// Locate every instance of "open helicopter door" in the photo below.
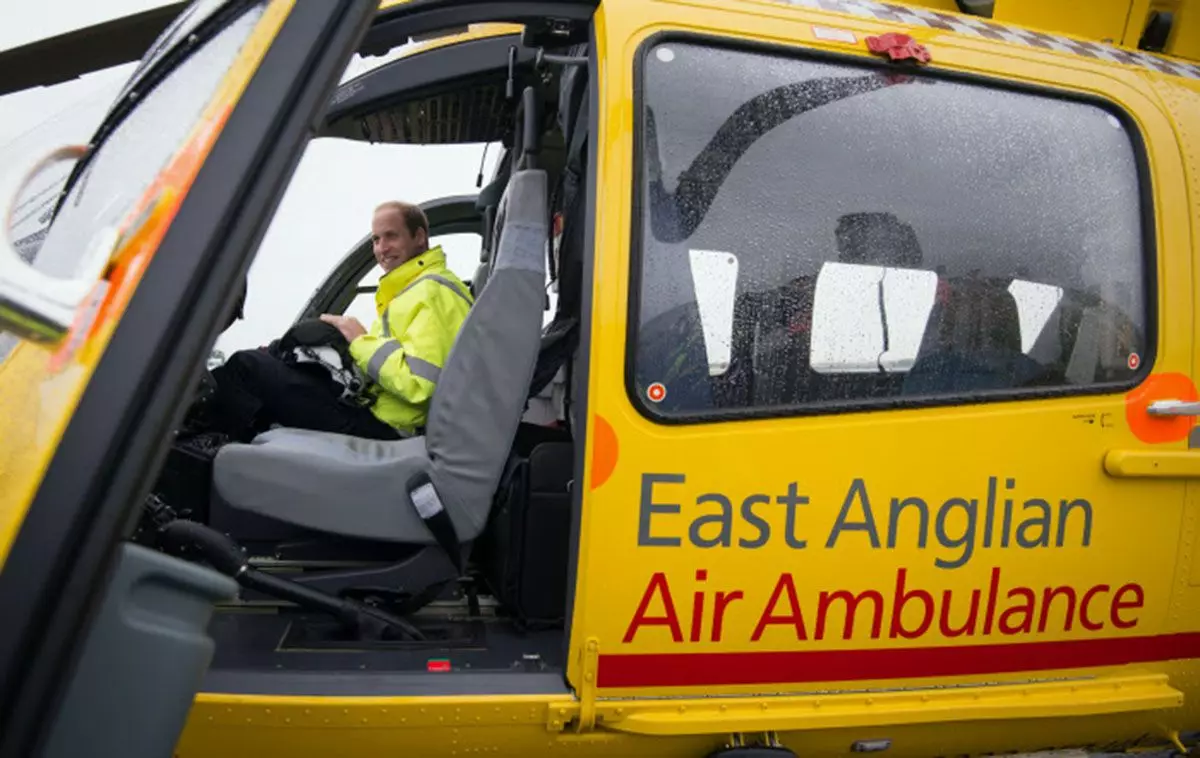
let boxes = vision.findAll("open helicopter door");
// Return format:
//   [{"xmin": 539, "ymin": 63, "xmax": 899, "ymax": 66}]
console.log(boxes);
[{"xmin": 0, "ymin": 2, "xmax": 379, "ymax": 756}]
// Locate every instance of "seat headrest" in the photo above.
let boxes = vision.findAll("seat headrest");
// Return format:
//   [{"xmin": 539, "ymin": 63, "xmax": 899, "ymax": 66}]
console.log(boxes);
[
  {"xmin": 931, "ymin": 278, "xmax": 1022, "ymax": 355},
  {"xmin": 491, "ymin": 170, "xmax": 548, "ymax": 274},
  {"xmin": 475, "ymin": 174, "xmax": 507, "ymax": 212}
]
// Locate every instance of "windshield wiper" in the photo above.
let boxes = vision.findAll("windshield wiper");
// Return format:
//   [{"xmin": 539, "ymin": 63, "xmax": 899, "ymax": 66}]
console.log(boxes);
[{"xmin": 50, "ymin": 0, "xmax": 254, "ymax": 218}]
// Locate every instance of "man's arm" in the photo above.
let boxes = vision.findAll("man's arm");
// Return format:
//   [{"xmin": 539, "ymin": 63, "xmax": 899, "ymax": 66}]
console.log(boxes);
[{"xmin": 347, "ymin": 300, "xmax": 442, "ymax": 406}]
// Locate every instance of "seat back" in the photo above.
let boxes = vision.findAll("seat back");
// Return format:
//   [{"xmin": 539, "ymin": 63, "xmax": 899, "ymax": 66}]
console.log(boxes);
[
  {"xmin": 927, "ymin": 277, "xmax": 1022, "ymax": 355},
  {"xmin": 904, "ymin": 275, "xmax": 1029, "ymax": 394},
  {"xmin": 425, "ymin": 168, "xmax": 549, "ymax": 538}
]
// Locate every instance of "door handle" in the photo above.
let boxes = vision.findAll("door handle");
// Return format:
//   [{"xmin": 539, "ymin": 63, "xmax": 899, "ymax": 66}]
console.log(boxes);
[
  {"xmin": 1105, "ymin": 450, "xmax": 1200, "ymax": 478},
  {"xmin": 1147, "ymin": 399, "xmax": 1200, "ymax": 416}
]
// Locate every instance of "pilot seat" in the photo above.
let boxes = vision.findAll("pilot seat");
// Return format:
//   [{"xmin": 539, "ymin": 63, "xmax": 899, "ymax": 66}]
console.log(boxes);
[{"xmin": 198, "ymin": 161, "xmax": 551, "ymax": 609}]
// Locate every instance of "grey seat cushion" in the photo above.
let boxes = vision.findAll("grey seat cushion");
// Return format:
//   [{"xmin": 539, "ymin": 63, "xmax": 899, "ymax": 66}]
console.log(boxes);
[{"xmin": 212, "ymin": 428, "xmax": 458, "ymax": 544}]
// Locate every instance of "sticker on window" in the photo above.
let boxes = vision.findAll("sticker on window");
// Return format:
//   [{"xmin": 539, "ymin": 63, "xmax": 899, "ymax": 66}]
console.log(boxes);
[
  {"xmin": 688, "ymin": 249, "xmax": 739, "ymax": 376},
  {"xmin": 813, "ymin": 25, "xmax": 858, "ymax": 44}
]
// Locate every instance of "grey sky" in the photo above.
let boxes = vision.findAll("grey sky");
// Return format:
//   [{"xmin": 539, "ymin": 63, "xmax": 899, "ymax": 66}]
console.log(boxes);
[{"xmin": 1, "ymin": 2, "xmax": 500, "ymax": 354}]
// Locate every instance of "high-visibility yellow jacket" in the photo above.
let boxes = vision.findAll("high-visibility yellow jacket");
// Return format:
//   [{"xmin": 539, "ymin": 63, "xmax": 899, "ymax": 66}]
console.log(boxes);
[{"xmin": 348, "ymin": 245, "xmax": 473, "ymax": 435}]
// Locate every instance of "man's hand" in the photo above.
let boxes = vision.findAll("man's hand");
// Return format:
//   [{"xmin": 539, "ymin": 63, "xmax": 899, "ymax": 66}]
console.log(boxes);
[{"xmin": 320, "ymin": 313, "xmax": 367, "ymax": 342}]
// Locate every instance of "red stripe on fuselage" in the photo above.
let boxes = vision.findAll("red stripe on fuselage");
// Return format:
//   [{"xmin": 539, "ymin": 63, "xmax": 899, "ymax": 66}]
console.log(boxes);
[{"xmin": 596, "ymin": 633, "xmax": 1200, "ymax": 688}]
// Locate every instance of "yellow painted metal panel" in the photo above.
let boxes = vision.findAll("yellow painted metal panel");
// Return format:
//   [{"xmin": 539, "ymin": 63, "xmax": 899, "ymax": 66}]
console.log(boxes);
[
  {"xmin": 893, "ymin": 0, "xmax": 961, "ymax": 10},
  {"xmin": 994, "ymin": 0, "xmax": 1136, "ymax": 43},
  {"xmin": 552, "ymin": 3, "xmax": 1200, "ymax": 756},
  {"xmin": 1166, "ymin": 1, "xmax": 1200, "ymax": 60},
  {"xmin": 600, "ymin": 674, "xmax": 1184, "ymax": 735},
  {"xmin": 173, "ymin": 681, "xmax": 1188, "ymax": 757}
]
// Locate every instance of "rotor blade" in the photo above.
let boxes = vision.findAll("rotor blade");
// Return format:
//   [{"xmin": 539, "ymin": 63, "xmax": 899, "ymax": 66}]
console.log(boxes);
[{"xmin": 0, "ymin": 3, "xmax": 187, "ymax": 97}]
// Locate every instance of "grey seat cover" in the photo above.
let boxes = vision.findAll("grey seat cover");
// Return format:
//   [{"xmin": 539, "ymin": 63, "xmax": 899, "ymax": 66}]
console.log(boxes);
[
  {"xmin": 472, "ymin": 258, "xmax": 490, "ymax": 297},
  {"xmin": 212, "ymin": 169, "xmax": 550, "ymax": 544}
]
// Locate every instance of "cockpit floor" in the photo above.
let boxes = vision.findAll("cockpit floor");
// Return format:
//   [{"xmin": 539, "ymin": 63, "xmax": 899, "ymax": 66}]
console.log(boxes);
[{"xmin": 201, "ymin": 608, "xmax": 569, "ymax": 697}]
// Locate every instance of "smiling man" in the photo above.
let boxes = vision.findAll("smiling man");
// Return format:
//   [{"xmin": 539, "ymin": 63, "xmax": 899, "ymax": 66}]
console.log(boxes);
[
  {"xmin": 185, "ymin": 201, "xmax": 473, "ymax": 445},
  {"xmin": 320, "ymin": 200, "xmax": 474, "ymax": 437}
]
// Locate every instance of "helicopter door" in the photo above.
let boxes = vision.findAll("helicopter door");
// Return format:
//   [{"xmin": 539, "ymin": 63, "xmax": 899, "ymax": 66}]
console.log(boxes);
[
  {"xmin": 0, "ymin": 2, "xmax": 380, "ymax": 756},
  {"xmin": 568, "ymin": 0, "xmax": 1193, "ymax": 730}
]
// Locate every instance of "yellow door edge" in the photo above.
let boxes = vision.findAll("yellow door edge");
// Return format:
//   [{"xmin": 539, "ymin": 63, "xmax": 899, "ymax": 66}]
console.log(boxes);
[
  {"xmin": 584, "ymin": 673, "xmax": 1182, "ymax": 736},
  {"xmin": 188, "ymin": 692, "xmax": 579, "ymax": 729}
]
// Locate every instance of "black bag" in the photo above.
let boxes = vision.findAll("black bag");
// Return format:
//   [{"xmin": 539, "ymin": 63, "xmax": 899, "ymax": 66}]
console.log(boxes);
[
  {"xmin": 483, "ymin": 440, "xmax": 575, "ymax": 625},
  {"xmin": 271, "ymin": 317, "xmax": 352, "ymax": 365}
]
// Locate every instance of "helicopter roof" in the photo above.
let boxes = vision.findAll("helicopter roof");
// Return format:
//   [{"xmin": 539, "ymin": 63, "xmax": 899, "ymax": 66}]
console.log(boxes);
[{"xmin": 0, "ymin": 0, "xmax": 1196, "ymax": 99}]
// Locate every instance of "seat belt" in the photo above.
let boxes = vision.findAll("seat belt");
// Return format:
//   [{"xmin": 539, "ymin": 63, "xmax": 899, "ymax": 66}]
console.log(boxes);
[
  {"xmin": 526, "ymin": 86, "xmax": 589, "ymax": 400},
  {"xmin": 406, "ymin": 470, "xmax": 464, "ymax": 575}
]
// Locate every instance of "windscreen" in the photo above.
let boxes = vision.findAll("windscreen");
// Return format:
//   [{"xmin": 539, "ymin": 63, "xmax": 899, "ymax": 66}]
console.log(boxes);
[{"xmin": 1, "ymin": 0, "xmax": 268, "ymax": 363}]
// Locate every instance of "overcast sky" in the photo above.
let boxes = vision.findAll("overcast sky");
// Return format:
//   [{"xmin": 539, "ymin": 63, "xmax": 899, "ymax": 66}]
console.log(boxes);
[{"xmin": 1, "ymin": 2, "xmax": 500, "ymax": 354}]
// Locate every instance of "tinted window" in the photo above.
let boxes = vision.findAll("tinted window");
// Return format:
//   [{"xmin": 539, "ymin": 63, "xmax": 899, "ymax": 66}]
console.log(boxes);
[{"xmin": 630, "ymin": 40, "xmax": 1148, "ymax": 419}]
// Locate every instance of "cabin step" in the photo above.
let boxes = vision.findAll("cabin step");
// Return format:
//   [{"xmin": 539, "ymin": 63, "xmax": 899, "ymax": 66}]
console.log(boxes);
[{"xmin": 599, "ymin": 674, "xmax": 1183, "ymax": 736}]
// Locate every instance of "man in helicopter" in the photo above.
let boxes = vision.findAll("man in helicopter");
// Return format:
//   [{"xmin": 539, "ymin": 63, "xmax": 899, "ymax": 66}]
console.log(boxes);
[{"xmin": 185, "ymin": 200, "xmax": 474, "ymax": 444}]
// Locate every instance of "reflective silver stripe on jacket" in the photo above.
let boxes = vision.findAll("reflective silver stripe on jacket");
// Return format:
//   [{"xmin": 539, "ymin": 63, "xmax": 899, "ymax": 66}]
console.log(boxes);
[
  {"xmin": 367, "ymin": 340, "xmax": 403, "ymax": 382},
  {"xmin": 366, "ymin": 340, "xmax": 441, "ymax": 384},
  {"xmin": 406, "ymin": 355, "xmax": 441, "ymax": 383},
  {"xmin": 381, "ymin": 273, "xmax": 472, "ymax": 338}
]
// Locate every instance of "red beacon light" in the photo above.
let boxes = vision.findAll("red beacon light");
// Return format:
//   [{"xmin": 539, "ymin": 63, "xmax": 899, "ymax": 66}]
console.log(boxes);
[{"xmin": 867, "ymin": 32, "xmax": 932, "ymax": 64}]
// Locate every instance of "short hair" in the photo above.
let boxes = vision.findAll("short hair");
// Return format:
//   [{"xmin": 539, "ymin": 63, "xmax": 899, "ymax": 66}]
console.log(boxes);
[{"xmin": 375, "ymin": 201, "xmax": 429, "ymax": 239}]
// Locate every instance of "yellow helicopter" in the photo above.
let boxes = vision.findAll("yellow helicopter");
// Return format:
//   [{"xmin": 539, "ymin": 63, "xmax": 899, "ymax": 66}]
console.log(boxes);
[{"xmin": 2, "ymin": 1, "xmax": 1200, "ymax": 756}]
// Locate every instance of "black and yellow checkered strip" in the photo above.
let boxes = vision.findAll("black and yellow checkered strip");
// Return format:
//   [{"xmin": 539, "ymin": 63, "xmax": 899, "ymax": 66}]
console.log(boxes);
[{"xmin": 783, "ymin": 0, "xmax": 1200, "ymax": 80}]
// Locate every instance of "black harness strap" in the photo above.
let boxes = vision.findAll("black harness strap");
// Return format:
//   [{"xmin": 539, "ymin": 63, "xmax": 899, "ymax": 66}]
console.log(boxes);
[{"xmin": 406, "ymin": 470, "xmax": 463, "ymax": 575}]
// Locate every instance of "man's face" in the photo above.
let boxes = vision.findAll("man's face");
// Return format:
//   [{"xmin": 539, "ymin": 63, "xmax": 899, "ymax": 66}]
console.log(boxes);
[{"xmin": 372, "ymin": 208, "xmax": 425, "ymax": 273}]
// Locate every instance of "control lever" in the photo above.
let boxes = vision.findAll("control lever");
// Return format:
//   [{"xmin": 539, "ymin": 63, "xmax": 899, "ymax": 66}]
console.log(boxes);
[{"xmin": 157, "ymin": 519, "xmax": 425, "ymax": 641}]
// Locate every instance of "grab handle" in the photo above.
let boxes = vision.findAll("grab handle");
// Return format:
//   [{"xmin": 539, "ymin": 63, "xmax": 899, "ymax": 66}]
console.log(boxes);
[
  {"xmin": 1147, "ymin": 399, "xmax": 1200, "ymax": 417},
  {"xmin": 0, "ymin": 144, "xmax": 115, "ymax": 343}
]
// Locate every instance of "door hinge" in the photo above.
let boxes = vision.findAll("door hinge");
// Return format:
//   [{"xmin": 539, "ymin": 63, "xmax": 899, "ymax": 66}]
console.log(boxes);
[
  {"xmin": 549, "ymin": 636, "xmax": 600, "ymax": 733},
  {"xmin": 577, "ymin": 636, "xmax": 600, "ymax": 732}
]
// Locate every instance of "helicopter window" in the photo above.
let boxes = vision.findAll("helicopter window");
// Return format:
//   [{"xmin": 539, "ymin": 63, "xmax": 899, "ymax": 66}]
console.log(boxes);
[
  {"xmin": 28, "ymin": 3, "xmax": 267, "ymax": 283},
  {"xmin": 630, "ymin": 38, "xmax": 1148, "ymax": 420}
]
